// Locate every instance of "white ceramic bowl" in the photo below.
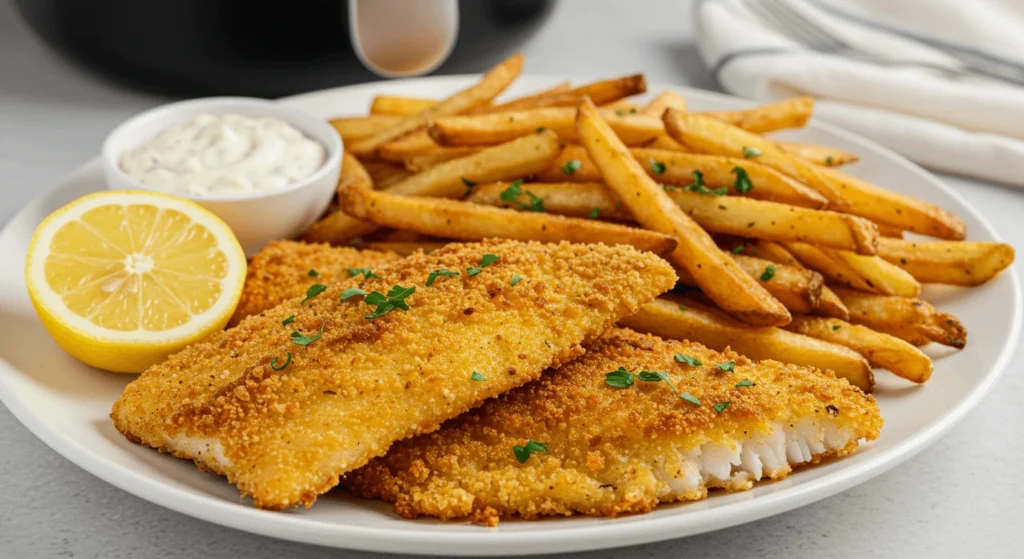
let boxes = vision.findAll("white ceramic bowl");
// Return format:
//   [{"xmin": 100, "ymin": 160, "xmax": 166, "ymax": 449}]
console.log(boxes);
[{"xmin": 102, "ymin": 97, "xmax": 342, "ymax": 255}]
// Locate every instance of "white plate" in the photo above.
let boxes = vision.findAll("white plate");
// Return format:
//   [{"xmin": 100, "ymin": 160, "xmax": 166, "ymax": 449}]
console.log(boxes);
[{"xmin": 0, "ymin": 76, "xmax": 1020, "ymax": 556}]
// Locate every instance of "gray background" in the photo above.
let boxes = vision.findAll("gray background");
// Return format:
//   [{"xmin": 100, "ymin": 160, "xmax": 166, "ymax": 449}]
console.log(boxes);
[{"xmin": 1, "ymin": 1, "xmax": 1022, "ymax": 557}]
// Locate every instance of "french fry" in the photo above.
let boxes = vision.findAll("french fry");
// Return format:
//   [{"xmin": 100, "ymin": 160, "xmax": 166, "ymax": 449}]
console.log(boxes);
[
  {"xmin": 699, "ymin": 96, "xmax": 814, "ymax": 133},
  {"xmin": 358, "ymin": 241, "xmax": 448, "ymax": 255},
  {"xmin": 672, "ymin": 255, "xmax": 823, "ymax": 315},
  {"xmin": 329, "ymin": 115, "xmax": 402, "ymax": 143},
  {"xmin": 350, "ymin": 53, "xmax": 523, "ymax": 157},
  {"xmin": 577, "ymin": 97, "xmax": 791, "ymax": 326},
  {"xmin": 429, "ymin": 107, "xmax": 664, "ymax": 147},
  {"xmin": 783, "ymin": 315, "xmax": 932, "ymax": 383},
  {"xmin": 782, "ymin": 242, "xmax": 877, "ymax": 292},
  {"xmin": 774, "ymin": 141, "xmax": 860, "ymax": 167},
  {"xmin": 601, "ymin": 99, "xmax": 640, "ymax": 112},
  {"xmin": 875, "ymin": 223, "xmax": 904, "ymax": 238},
  {"xmin": 300, "ymin": 152, "xmax": 377, "ymax": 244},
  {"xmin": 642, "ymin": 90, "xmax": 687, "ymax": 117},
  {"xmin": 647, "ymin": 135, "xmax": 688, "ymax": 151},
  {"xmin": 470, "ymin": 181, "xmax": 875, "ymax": 253},
  {"xmin": 832, "ymin": 287, "xmax": 967, "ymax": 349},
  {"xmin": 830, "ymin": 249, "xmax": 922, "ymax": 297},
  {"xmin": 496, "ymin": 74, "xmax": 647, "ymax": 112},
  {"xmin": 876, "ymin": 238, "xmax": 1015, "ymax": 286},
  {"xmin": 744, "ymin": 240, "xmax": 850, "ymax": 320},
  {"xmin": 664, "ymin": 110, "xmax": 967, "ymax": 239},
  {"xmin": 337, "ymin": 183, "xmax": 678, "ymax": 255},
  {"xmin": 362, "ymin": 162, "xmax": 412, "ymax": 188},
  {"xmin": 370, "ymin": 96, "xmax": 438, "ymax": 116},
  {"xmin": 402, "ymin": 148, "xmax": 482, "ymax": 173},
  {"xmin": 377, "ymin": 131, "xmax": 443, "ymax": 162},
  {"xmin": 620, "ymin": 296, "xmax": 874, "ymax": 392},
  {"xmin": 535, "ymin": 145, "xmax": 829, "ymax": 208},
  {"xmin": 385, "ymin": 130, "xmax": 563, "ymax": 198}
]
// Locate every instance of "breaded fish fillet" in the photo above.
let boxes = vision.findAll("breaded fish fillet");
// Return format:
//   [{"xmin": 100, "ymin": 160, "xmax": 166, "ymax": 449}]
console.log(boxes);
[
  {"xmin": 111, "ymin": 240, "xmax": 676, "ymax": 510},
  {"xmin": 344, "ymin": 328, "xmax": 882, "ymax": 525},
  {"xmin": 229, "ymin": 240, "xmax": 401, "ymax": 327}
]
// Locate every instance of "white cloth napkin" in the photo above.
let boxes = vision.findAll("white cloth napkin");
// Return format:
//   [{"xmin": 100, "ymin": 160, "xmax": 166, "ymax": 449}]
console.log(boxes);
[{"xmin": 694, "ymin": 0, "xmax": 1024, "ymax": 187}]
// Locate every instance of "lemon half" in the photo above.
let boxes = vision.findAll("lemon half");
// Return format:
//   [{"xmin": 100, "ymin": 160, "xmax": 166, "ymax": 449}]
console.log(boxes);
[{"xmin": 25, "ymin": 190, "xmax": 247, "ymax": 372}]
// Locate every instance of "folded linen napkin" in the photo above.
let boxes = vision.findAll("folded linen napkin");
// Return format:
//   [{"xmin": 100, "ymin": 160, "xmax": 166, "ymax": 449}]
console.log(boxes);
[{"xmin": 694, "ymin": 0, "xmax": 1024, "ymax": 187}]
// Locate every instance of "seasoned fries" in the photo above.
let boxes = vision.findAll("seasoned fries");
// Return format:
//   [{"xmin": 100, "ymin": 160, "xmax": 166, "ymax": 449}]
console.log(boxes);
[
  {"xmin": 338, "ymin": 183, "xmax": 678, "ymax": 255},
  {"xmin": 833, "ymin": 288, "xmax": 967, "ymax": 348},
  {"xmin": 663, "ymin": 110, "xmax": 967, "ymax": 239},
  {"xmin": 620, "ymin": 296, "xmax": 873, "ymax": 392},
  {"xmin": 774, "ymin": 141, "xmax": 860, "ymax": 167},
  {"xmin": 429, "ymin": 108, "xmax": 663, "ymax": 147},
  {"xmin": 577, "ymin": 98, "xmax": 790, "ymax": 326},
  {"xmin": 536, "ymin": 146, "xmax": 829, "ymax": 208},
  {"xmin": 300, "ymin": 151, "xmax": 376, "ymax": 244},
  {"xmin": 699, "ymin": 96, "xmax": 814, "ymax": 133},
  {"xmin": 830, "ymin": 249, "xmax": 922, "ymax": 297},
  {"xmin": 642, "ymin": 90, "xmax": 687, "ymax": 117},
  {"xmin": 876, "ymin": 238, "xmax": 1015, "ymax": 286},
  {"xmin": 784, "ymin": 315, "xmax": 932, "ymax": 383},
  {"xmin": 673, "ymin": 255, "xmax": 823, "ymax": 315},
  {"xmin": 329, "ymin": 115, "xmax": 401, "ymax": 143},
  {"xmin": 370, "ymin": 96, "xmax": 438, "ymax": 116},
  {"xmin": 349, "ymin": 53, "xmax": 523, "ymax": 157}
]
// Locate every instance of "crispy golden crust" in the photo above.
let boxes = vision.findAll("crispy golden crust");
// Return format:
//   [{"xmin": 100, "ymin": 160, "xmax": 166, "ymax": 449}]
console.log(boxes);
[
  {"xmin": 343, "ymin": 328, "xmax": 882, "ymax": 524},
  {"xmin": 229, "ymin": 241, "xmax": 402, "ymax": 327},
  {"xmin": 111, "ymin": 240, "xmax": 676, "ymax": 510}
]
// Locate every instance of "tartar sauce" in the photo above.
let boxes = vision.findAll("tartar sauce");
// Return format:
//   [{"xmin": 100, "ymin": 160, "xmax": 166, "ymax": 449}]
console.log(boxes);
[{"xmin": 120, "ymin": 113, "xmax": 326, "ymax": 196}]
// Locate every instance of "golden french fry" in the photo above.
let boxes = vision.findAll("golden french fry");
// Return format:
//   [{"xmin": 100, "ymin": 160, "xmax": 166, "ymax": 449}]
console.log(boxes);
[
  {"xmin": 536, "ymin": 145, "xmax": 828, "ymax": 208},
  {"xmin": 300, "ymin": 152, "xmax": 377, "ymax": 244},
  {"xmin": 830, "ymin": 249, "xmax": 922, "ymax": 297},
  {"xmin": 429, "ymin": 107, "xmax": 663, "ymax": 147},
  {"xmin": 337, "ymin": 183, "xmax": 678, "ymax": 255},
  {"xmin": 386, "ymin": 130, "xmax": 563, "ymax": 198},
  {"xmin": 672, "ymin": 254, "xmax": 823, "ymax": 315},
  {"xmin": 358, "ymin": 241, "xmax": 449, "ymax": 256},
  {"xmin": 876, "ymin": 238, "xmax": 1015, "ymax": 286},
  {"xmin": 370, "ymin": 96, "xmax": 438, "ymax": 116},
  {"xmin": 774, "ymin": 141, "xmax": 860, "ymax": 167},
  {"xmin": 832, "ymin": 287, "xmax": 967, "ymax": 349},
  {"xmin": 350, "ymin": 53, "xmax": 523, "ymax": 157},
  {"xmin": 647, "ymin": 135, "xmax": 688, "ymax": 151},
  {"xmin": 620, "ymin": 296, "xmax": 873, "ymax": 392},
  {"xmin": 782, "ymin": 242, "xmax": 877, "ymax": 292},
  {"xmin": 743, "ymin": 240, "xmax": 850, "ymax": 320},
  {"xmin": 493, "ymin": 74, "xmax": 647, "ymax": 112},
  {"xmin": 642, "ymin": 90, "xmax": 687, "ymax": 117},
  {"xmin": 664, "ymin": 110, "xmax": 967, "ymax": 239},
  {"xmin": 577, "ymin": 97, "xmax": 790, "ymax": 326},
  {"xmin": 784, "ymin": 315, "xmax": 932, "ymax": 383},
  {"xmin": 699, "ymin": 97, "xmax": 814, "ymax": 133},
  {"xmin": 402, "ymin": 148, "xmax": 482, "ymax": 173},
  {"xmin": 329, "ymin": 115, "xmax": 402, "ymax": 143},
  {"xmin": 377, "ymin": 131, "xmax": 441, "ymax": 162},
  {"xmin": 471, "ymin": 181, "xmax": 874, "ymax": 253},
  {"xmin": 601, "ymin": 99, "xmax": 640, "ymax": 112},
  {"xmin": 467, "ymin": 182, "xmax": 630, "ymax": 220},
  {"xmin": 362, "ymin": 162, "xmax": 412, "ymax": 188},
  {"xmin": 874, "ymin": 223, "xmax": 905, "ymax": 238}
]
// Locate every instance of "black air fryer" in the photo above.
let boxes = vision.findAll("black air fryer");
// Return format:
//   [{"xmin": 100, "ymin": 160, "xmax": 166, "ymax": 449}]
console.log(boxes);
[{"xmin": 15, "ymin": 0, "xmax": 554, "ymax": 97}]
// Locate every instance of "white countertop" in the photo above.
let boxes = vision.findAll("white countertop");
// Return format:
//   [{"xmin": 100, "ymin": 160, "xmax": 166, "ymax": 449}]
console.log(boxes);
[{"xmin": 1, "ymin": 1, "xmax": 1021, "ymax": 557}]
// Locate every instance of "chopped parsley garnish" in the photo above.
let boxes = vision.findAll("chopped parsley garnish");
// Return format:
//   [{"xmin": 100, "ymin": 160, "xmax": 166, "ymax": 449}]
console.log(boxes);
[
  {"xmin": 290, "ymin": 321, "xmax": 326, "ymax": 346},
  {"xmin": 510, "ymin": 273, "xmax": 523, "ymax": 286},
  {"xmin": 760, "ymin": 265, "xmax": 777, "ymax": 282},
  {"xmin": 340, "ymin": 288, "xmax": 367, "ymax": 301},
  {"xmin": 588, "ymin": 207, "xmax": 600, "ymax": 219},
  {"xmin": 467, "ymin": 254, "xmax": 500, "ymax": 276},
  {"xmin": 674, "ymin": 353, "xmax": 702, "ymax": 366},
  {"xmin": 301, "ymin": 284, "xmax": 327, "ymax": 305},
  {"xmin": 661, "ymin": 183, "xmax": 680, "ymax": 192},
  {"xmin": 716, "ymin": 361, "xmax": 736, "ymax": 372},
  {"xmin": 649, "ymin": 159, "xmax": 666, "ymax": 175},
  {"xmin": 307, "ymin": 269, "xmax": 319, "ymax": 277},
  {"xmin": 270, "ymin": 353, "xmax": 292, "ymax": 371},
  {"xmin": 348, "ymin": 268, "xmax": 381, "ymax": 280},
  {"xmin": 825, "ymin": 156, "xmax": 834, "ymax": 166},
  {"xmin": 426, "ymin": 269, "xmax": 459, "ymax": 286},
  {"xmin": 680, "ymin": 392, "xmax": 702, "ymax": 406},
  {"xmin": 684, "ymin": 170, "xmax": 728, "ymax": 195},
  {"xmin": 362, "ymin": 285, "xmax": 416, "ymax": 320},
  {"xmin": 499, "ymin": 179, "xmax": 545, "ymax": 212},
  {"xmin": 471, "ymin": 371, "xmax": 486, "ymax": 381},
  {"xmin": 732, "ymin": 244, "xmax": 745, "ymax": 253},
  {"xmin": 536, "ymin": 127, "xmax": 546, "ymax": 133},
  {"xmin": 562, "ymin": 159, "xmax": 582, "ymax": 175},
  {"xmin": 732, "ymin": 166, "xmax": 753, "ymax": 193},
  {"xmin": 678, "ymin": 304, "xmax": 688, "ymax": 311},
  {"xmin": 637, "ymin": 370, "xmax": 687, "ymax": 400},
  {"xmin": 735, "ymin": 379, "xmax": 755, "ymax": 387},
  {"xmin": 282, "ymin": 315, "xmax": 295, "ymax": 326},
  {"xmin": 513, "ymin": 440, "xmax": 547, "ymax": 463},
  {"xmin": 461, "ymin": 177, "xmax": 476, "ymax": 187},
  {"xmin": 713, "ymin": 401, "xmax": 731, "ymax": 413},
  {"xmin": 832, "ymin": 324, "xmax": 842, "ymax": 331},
  {"xmin": 604, "ymin": 366, "xmax": 635, "ymax": 388},
  {"xmin": 743, "ymin": 146, "xmax": 762, "ymax": 158}
]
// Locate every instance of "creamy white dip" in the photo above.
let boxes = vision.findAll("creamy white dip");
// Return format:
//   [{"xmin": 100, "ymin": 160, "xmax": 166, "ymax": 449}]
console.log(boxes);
[{"xmin": 120, "ymin": 113, "xmax": 326, "ymax": 196}]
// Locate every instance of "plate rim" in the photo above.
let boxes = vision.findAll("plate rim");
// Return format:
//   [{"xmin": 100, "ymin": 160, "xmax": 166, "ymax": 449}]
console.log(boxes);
[{"xmin": 1, "ymin": 76, "xmax": 1020, "ymax": 556}]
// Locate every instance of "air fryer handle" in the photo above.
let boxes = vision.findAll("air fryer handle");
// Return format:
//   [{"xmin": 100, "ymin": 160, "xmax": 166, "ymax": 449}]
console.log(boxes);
[{"xmin": 348, "ymin": 0, "xmax": 459, "ymax": 78}]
